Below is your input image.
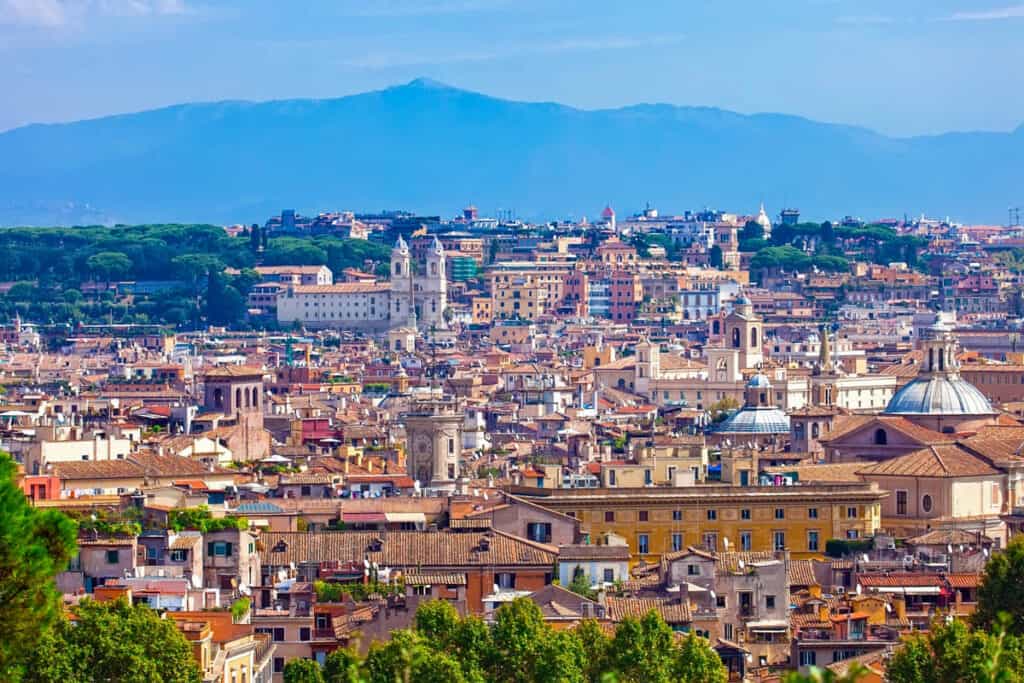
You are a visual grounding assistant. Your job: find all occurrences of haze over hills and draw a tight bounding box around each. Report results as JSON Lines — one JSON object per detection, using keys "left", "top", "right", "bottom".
{"left": 0, "top": 78, "right": 1021, "bottom": 226}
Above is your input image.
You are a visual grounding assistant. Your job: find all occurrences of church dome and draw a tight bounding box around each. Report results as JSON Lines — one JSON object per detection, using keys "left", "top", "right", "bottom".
{"left": 756, "top": 203, "right": 772, "bottom": 230}
{"left": 734, "top": 295, "right": 751, "bottom": 306}
{"left": 601, "top": 205, "right": 615, "bottom": 219}
{"left": 884, "top": 376, "right": 993, "bottom": 416}
{"left": 747, "top": 373, "right": 771, "bottom": 389}
{"left": 714, "top": 406, "right": 790, "bottom": 435}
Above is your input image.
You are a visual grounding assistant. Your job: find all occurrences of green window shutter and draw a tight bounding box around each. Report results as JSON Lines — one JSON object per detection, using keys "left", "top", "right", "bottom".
{"left": 225, "top": 542, "right": 233, "bottom": 557}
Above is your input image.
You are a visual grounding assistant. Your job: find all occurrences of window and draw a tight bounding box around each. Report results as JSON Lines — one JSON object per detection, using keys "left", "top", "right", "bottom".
{"left": 847, "top": 506, "right": 858, "bottom": 519}
{"left": 774, "top": 508, "right": 785, "bottom": 520}
{"left": 874, "top": 428, "right": 887, "bottom": 445}
{"left": 799, "top": 651, "right": 817, "bottom": 667}
{"left": 687, "top": 564, "right": 700, "bottom": 576}
{"left": 300, "top": 485, "right": 311, "bottom": 496}
{"left": 808, "top": 530, "right": 819, "bottom": 552}
{"left": 644, "top": 469, "right": 652, "bottom": 485}
{"left": 497, "top": 573, "right": 516, "bottom": 589}
{"left": 170, "top": 549, "right": 187, "bottom": 562}
{"left": 209, "top": 541, "right": 233, "bottom": 557}
{"left": 527, "top": 522, "right": 552, "bottom": 543}
{"left": 724, "top": 623, "right": 734, "bottom": 640}
{"left": 707, "top": 509, "right": 717, "bottom": 521}
{"left": 773, "top": 531, "right": 786, "bottom": 551}
{"left": 300, "top": 627, "right": 311, "bottom": 642}
{"left": 106, "top": 550, "right": 119, "bottom": 564}
{"left": 896, "top": 490, "right": 908, "bottom": 515}
{"left": 274, "top": 658, "right": 285, "bottom": 674}
{"left": 846, "top": 529, "right": 859, "bottom": 540}
{"left": 703, "top": 532, "right": 718, "bottom": 551}
{"left": 608, "top": 470, "right": 617, "bottom": 486}
{"left": 766, "top": 595, "right": 776, "bottom": 609}
{"left": 716, "top": 595, "right": 726, "bottom": 608}
{"left": 603, "top": 568, "right": 615, "bottom": 583}
{"left": 922, "top": 494, "right": 933, "bottom": 513}
{"left": 740, "top": 531, "right": 752, "bottom": 551}
{"left": 671, "top": 533, "right": 683, "bottom": 552}
{"left": 638, "top": 510, "right": 649, "bottom": 522}
{"left": 808, "top": 507, "right": 818, "bottom": 519}
{"left": 672, "top": 510, "right": 682, "bottom": 521}
{"left": 316, "top": 614, "right": 329, "bottom": 630}
{"left": 605, "top": 511, "right": 615, "bottom": 523}
{"left": 638, "top": 534, "right": 650, "bottom": 554}
{"left": 741, "top": 508, "right": 751, "bottom": 520}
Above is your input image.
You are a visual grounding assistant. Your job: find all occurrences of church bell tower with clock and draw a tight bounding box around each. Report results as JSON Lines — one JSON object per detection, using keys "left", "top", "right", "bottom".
{"left": 405, "top": 395, "right": 463, "bottom": 493}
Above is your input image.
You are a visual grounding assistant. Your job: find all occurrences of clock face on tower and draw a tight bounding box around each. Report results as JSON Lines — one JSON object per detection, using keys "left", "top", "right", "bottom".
{"left": 413, "top": 434, "right": 433, "bottom": 459}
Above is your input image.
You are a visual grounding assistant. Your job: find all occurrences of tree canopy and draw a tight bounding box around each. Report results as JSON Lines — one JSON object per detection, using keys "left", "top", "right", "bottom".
{"left": 0, "top": 451, "right": 78, "bottom": 679}
{"left": 23, "top": 598, "right": 201, "bottom": 683}
{"left": 975, "top": 535, "right": 1024, "bottom": 636}
{"left": 0, "top": 224, "right": 389, "bottom": 329}
{"left": 287, "top": 598, "right": 726, "bottom": 683}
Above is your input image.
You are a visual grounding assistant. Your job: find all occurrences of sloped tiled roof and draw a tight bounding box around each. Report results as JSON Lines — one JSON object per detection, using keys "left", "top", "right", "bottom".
{"left": 605, "top": 596, "right": 691, "bottom": 624}
{"left": 259, "top": 530, "right": 557, "bottom": 568}
{"left": 857, "top": 444, "right": 1000, "bottom": 478}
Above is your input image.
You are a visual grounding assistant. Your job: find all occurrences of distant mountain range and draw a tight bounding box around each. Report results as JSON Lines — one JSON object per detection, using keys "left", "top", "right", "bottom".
{"left": 1, "top": 78, "right": 1022, "bottom": 226}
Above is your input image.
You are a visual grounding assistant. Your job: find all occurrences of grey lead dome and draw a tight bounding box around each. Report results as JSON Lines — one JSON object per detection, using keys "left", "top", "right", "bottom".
{"left": 883, "top": 375, "right": 993, "bottom": 416}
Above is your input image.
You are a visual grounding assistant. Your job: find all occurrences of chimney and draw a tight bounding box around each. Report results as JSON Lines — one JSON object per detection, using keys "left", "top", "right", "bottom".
{"left": 894, "top": 596, "right": 906, "bottom": 621}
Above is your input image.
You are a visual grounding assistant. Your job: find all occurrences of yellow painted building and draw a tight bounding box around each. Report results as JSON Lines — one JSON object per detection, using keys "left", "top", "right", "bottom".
{"left": 517, "top": 483, "right": 885, "bottom": 563}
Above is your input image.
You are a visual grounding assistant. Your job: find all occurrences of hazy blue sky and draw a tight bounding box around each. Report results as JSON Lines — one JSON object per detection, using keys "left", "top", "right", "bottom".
{"left": 2, "top": 0, "right": 1022, "bottom": 136}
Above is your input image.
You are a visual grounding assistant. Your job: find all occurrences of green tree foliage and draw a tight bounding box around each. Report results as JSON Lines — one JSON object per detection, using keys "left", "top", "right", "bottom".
{"left": 887, "top": 618, "right": 1024, "bottom": 683}
{"left": 709, "top": 245, "right": 724, "bottom": 269}
{"left": 975, "top": 535, "right": 1024, "bottom": 635}
{"left": 568, "top": 565, "right": 597, "bottom": 600}
{"left": 0, "top": 225, "right": 386, "bottom": 329}
{"left": 24, "top": 598, "right": 201, "bottom": 683}
{"left": 292, "top": 598, "right": 726, "bottom": 683}
{"left": 0, "top": 452, "right": 78, "bottom": 679}
{"left": 167, "top": 505, "right": 247, "bottom": 533}
{"left": 283, "top": 657, "right": 326, "bottom": 683}
{"left": 783, "top": 663, "right": 869, "bottom": 683}
{"left": 86, "top": 251, "right": 133, "bottom": 287}
{"left": 708, "top": 396, "right": 740, "bottom": 423}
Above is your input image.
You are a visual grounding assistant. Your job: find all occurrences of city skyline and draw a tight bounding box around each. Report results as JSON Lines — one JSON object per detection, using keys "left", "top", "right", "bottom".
{"left": 2, "top": 0, "right": 1024, "bottom": 136}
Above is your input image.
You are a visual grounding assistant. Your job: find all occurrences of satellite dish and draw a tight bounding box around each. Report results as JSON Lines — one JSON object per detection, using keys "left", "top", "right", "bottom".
{"left": 493, "top": 583, "right": 500, "bottom": 594}
{"left": 856, "top": 584, "right": 862, "bottom": 595}
{"left": 885, "top": 603, "right": 892, "bottom": 613}
{"left": 862, "top": 553, "right": 870, "bottom": 563}
{"left": 709, "top": 590, "right": 717, "bottom": 600}
{"left": 947, "top": 544, "right": 953, "bottom": 554}
{"left": 363, "top": 558, "right": 370, "bottom": 568}
{"left": 483, "top": 492, "right": 489, "bottom": 500}
{"left": 738, "top": 559, "right": 745, "bottom": 570}
{"left": 983, "top": 548, "right": 989, "bottom": 557}
{"left": 958, "top": 545, "right": 964, "bottom": 553}
{"left": 723, "top": 537, "right": 730, "bottom": 549}
{"left": 239, "top": 584, "right": 251, "bottom": 596}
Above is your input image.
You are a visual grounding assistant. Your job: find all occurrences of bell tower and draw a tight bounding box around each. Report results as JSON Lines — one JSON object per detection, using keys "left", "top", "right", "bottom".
{"left": 724, "top": 295, "right": 763, "bottom": 370}
{"left": 390, "top": 235, "right": 412, "bottom": 326}
{"left": 405, "top": 395, "right": 463, "bottom": 493}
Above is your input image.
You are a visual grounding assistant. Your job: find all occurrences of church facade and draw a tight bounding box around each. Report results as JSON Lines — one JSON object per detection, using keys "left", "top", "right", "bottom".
{"left": 276, "top": 235, "right": 448, "bottom": 336}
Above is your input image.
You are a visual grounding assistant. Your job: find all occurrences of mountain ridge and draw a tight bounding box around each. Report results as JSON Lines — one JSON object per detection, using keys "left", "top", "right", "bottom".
{"left": 0, "top": 78, "right": 1021, "bottom": 225}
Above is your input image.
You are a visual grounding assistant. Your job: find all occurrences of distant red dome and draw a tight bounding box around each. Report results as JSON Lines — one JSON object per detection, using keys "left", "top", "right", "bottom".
{"left": 601, "top": 205, "right": 615, "bottom": 218}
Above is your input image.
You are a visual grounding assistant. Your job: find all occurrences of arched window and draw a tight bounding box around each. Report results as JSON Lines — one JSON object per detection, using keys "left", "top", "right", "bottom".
{"left": 617, "top": 378, "right": 626, "bottom": 390}
{"left": 938, "top": 350, "right": 945, "bottom": 371}
{"left": 921, "top": 494, "right": 933, "bottom": 513}
{"left": 874, "top": 428, "right": 887, "bottom": 445}
{"left": 732, "top": 328, "right": 741, "bottom": 348}
{"left": 430, "top": 262, "right": 437, "bottom": 276}
{"left": 252, "top": 387, "right": 259, "bottom": 408}
{"left": 394, "top": 262, "right": 402, "bottom": 276}
{"left": 236, "top": 388, "right": 242, "bottom": 409}
{"left": 213, "top": 388, "right": 223, "bottom": 409}
{"left": 811, "top": 423, "right": 820, "bottom": 439}
{"left": 751, "top": 327, "right": 759, "bottom": 348}
{"left": 712, "top": 320, "right": 720, "bottom": 335}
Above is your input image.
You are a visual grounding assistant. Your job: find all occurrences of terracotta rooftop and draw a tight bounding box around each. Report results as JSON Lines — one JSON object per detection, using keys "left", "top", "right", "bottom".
{"left": 857, "top": 444, "right": 1000, "bottom": 479}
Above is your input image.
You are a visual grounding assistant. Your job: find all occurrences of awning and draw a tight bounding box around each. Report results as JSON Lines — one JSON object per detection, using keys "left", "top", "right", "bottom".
{"left": 867, "top": 586, "right": 941, "bottom": 595}
{"left": 342, "top": 512, "right": 386, "bottom": 523}
{"left": 747, "top": 620, "right": 789, "bottom": 632}
{"left": 385, "top": 512, "right": 426, "bottom": 524}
